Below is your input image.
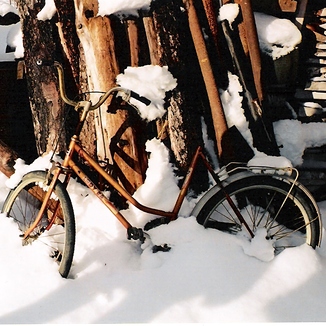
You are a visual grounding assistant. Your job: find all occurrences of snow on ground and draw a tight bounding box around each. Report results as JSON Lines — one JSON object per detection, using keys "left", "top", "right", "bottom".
{"left": 1, "top": 0, "right": 326, "bottom": 323}
{"left": 1, "top": 138, "right": 326, "bottom": 323}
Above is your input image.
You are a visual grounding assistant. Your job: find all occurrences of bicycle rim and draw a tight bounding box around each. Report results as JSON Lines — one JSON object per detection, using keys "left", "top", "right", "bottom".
{"left": 196, "top": 175, "right": 321, "bottom": 254}
{"left": 1, "top": 171, "right": 75, "bottom": 278}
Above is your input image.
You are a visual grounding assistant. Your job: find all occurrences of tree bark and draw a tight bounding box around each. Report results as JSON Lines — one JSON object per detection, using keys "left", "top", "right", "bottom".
{"left": 74, "top": 0, "right": 147, "bottom": 193}
{"left": 54, "top": 0, "right": 97, "bottom": 158}
{"left": 151, "top": 0, "right": 212, "bottom": 192}
{"left": 16, "top": 0, "right": 67, "bottom": 155}
{"left": 0, "top": 140, "right": 18, "bottom": 178}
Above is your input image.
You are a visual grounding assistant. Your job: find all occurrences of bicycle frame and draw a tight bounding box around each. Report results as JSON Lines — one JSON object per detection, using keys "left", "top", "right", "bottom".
{"left": 22, "top": 61, "right": 255, "bottom": 242}
{"left": 22, "top": 130, "right": 221, "bottom": 241}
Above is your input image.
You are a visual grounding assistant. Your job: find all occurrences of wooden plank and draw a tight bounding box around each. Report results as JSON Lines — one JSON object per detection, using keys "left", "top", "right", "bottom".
{"left": 305, "top": 81, "right": 326, "bottom": 91}
{"left": 295, "top": 89, "right": 326, "bottom": 100}
{"left": 317, "top": 8, "right": 326, "bottom": 17}
{"left": 126, "top": 19, "right": 139, "bottom": 67}
{"left": 306, "top": 58, "right": 326, "bottom": 65}
{"left": 295, "top": 0, "right": 308, "bottom": 30}
{"left": 316, "top": 43, "right": 326, "bottom": 50}
{"left": 315, "top": 51, "right": 326, "bottom": 58}
{"left": 307, "top": 66, "right": 326, "bottom": 77}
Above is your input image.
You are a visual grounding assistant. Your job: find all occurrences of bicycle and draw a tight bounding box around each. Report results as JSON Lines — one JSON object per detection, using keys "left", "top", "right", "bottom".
{"left": 1, "top": 61, "right": 322, "bottom": 278}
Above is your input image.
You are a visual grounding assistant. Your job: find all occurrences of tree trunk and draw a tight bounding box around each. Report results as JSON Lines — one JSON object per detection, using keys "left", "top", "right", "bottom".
{"left": 74, "top": 0, "right": 147, "bottom": 193}
{"left": 0, "top": 140, "right": 18, "bottom": 178}
{"left": 54, "top": 0, "right": 97, "bottom": 158}
{"left": 16, "top": 0, "right": 67, "bottom": 155}
{"left": 151, "top": 0, "right": 211, "bottom": 193}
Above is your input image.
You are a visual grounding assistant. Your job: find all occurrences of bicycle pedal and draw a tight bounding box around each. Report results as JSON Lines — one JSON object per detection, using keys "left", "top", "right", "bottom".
{"left": 152, "top": 244, "right": 171, "bottom": 253}
{"left": 127, "top": 227, "right": 145, "bottom": 243}
{"left": 144, "top": 216, "right": 170, "bottom": 231}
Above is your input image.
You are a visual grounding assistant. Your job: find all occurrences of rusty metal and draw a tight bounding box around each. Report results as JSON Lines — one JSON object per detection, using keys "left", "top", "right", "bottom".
{"left": 182, "top": 0, "right": 228, "bottom": 158}
{"left": 23, "top": 168, "right": 62, "bottom": 240}
{"left": 71, "top": 141, "right": 176, "bottom": 221}
{"left": 237, "top": 0, "right": 264, "bottom": 105}
{"left": 201, "top": 0, "right": 220, "bottom": 55}
{"left": 197, "top": 148, "right": 255, "bottom": 237}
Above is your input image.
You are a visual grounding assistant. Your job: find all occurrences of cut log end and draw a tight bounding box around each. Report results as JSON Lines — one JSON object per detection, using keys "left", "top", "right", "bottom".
{"left": 0, "top": 140, "right": 18, "bottom": 178}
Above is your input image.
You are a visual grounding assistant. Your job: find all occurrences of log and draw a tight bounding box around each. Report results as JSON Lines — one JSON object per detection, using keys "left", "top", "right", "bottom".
{"left": 126, "top": 18, "right": 139, "bottom": 67}
{"left": 0, "top": 140, "right": 18, "bottom": 178}
{"left": 16, "top": 1, "right": 67, "bottom": 155}
{"left": 74, "top": 1, "right": 146, "bottom": 193}
{"left": 237, "top": 0, "right": 264, "bottom": 104}
{"left": 183, "top": 0, "right": 228, "bottom": 159}
{"left": 143, "top": 15, "right": 162, "bottom": 65}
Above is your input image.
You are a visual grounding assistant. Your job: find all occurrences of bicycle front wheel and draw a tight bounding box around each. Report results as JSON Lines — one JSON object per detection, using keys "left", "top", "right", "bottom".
{"left": 1, "top": 171, "right": 75, "bottom": 278}
{"left": 195, "top": 175, "right": 321, "bottom": 254}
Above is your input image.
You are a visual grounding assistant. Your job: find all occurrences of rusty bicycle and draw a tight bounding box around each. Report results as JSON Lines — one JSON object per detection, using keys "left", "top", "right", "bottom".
{"left": 1, "top": 61, "right": 322, "bottom": 278}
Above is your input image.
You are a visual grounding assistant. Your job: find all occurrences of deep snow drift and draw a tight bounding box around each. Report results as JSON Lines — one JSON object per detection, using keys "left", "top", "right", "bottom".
{"left": 1, "top": 138, "right": 326, "bottom": 323}
{"left": 1, "top": 0, "right": 326, "bottom": 323}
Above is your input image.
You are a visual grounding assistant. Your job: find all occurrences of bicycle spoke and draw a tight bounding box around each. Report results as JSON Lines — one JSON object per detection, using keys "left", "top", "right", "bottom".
{"left": 196, "top": 175, "right": 321, "bottom": 256}
{"left": 2, "top": 171, "right": 75, "bottom": 278}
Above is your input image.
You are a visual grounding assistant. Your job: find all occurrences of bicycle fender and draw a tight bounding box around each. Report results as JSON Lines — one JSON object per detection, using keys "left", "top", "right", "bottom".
{"left": 191, "top": 170, "right": 255, "bottom": 218}
{"left": 191, "top": 170, "right": 322, "bottom": 246}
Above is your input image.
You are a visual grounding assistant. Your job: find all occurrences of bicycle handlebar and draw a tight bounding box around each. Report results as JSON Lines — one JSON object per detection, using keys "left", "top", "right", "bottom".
{"left": 36, "top": 59, "right": 151, "bottom": 114}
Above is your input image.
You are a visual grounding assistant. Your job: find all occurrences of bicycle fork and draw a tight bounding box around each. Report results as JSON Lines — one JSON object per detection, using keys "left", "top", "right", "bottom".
{"left": 22, "top": 168, "right": 63, "bottom": 241}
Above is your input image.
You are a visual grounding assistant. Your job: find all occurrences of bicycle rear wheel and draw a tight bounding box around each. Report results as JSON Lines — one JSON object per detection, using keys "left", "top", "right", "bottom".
{"left": 195, "top": 175, "right": 321, "bottom": 254}
{"left": 1, "top": 171, "right": 75, "bottom": 278}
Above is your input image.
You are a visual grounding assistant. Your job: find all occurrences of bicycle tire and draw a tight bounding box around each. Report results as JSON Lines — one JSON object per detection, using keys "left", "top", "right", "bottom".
{"left": 1, "top": 171, "right": 75, "bottom": 278}
{"left": 195, "top": 175, "right": 321, "bottom": 253}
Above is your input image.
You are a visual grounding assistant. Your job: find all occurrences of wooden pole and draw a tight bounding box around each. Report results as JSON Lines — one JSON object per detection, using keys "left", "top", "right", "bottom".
{"left": 126, "top": 18, "right": 139, "bottom": 67}
{"left": 142, "top": 15, "right": 162, "bottom": 66}
{"left": 237, "top": 0, "right": 264, "bottom": 104}
{"left": 142, "top": 14, "right": 168, "bottom": 139}
{"left": 182, "top": 0, "right": 228, "bottom": 158}
{"left": 201, "top": 0, "right": 220, "bottom": 56}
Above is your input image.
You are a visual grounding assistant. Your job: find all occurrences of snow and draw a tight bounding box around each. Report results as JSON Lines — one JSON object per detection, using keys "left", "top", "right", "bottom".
{"left": 130, "top": 139, "right": 193, "bottom": 224}
{"left": 2, "top": 1, "right": 326, "bottom": 323}
{"left": 0, "top": 24, "right": 15, "bottom": 61}
{"left": 0, "top": 0, "right": 22, "bottom": 61}
{"left": 218, "top": 3, "right": 240, "bottom": 27}
{"left": 36, "top": 0, "right": 56, "bottom": 21}
{"left": 2, "top": 136, "right": 326, "bottom": 323}
{"left": 6, "top": 21, "right": 23, "bottom": 58}
{"left": 0, "top": 1, "right": 302, "bottom": 62}
{"left": 0, "top": 0, "right": 17, "bottom": 16}
{"left": 274, "top": 119, "right": 326, "bottom": 166}
{"left": 98, "top": 0, "right": 151, "bottom": 17}
{"left": 220, "top": 71, "right": 256, "bottom": 154}
{"left": 254, "top": 12, "right": 302, "bottom": 60}
{"left": 116, "top": 65, "right": 177, "bottom": 121}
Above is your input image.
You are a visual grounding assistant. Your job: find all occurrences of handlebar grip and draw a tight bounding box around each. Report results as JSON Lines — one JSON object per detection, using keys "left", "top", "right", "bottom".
{"left": 36, "top": 59, "right": 54, "bottom": 66}
{"left": 130, "top": 90, "right": 151, "bottom": 106}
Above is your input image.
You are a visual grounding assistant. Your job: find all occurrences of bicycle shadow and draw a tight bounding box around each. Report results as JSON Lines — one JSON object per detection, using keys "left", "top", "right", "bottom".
{"left": 0, "top": 217, "right": 274, "bottom": 323}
